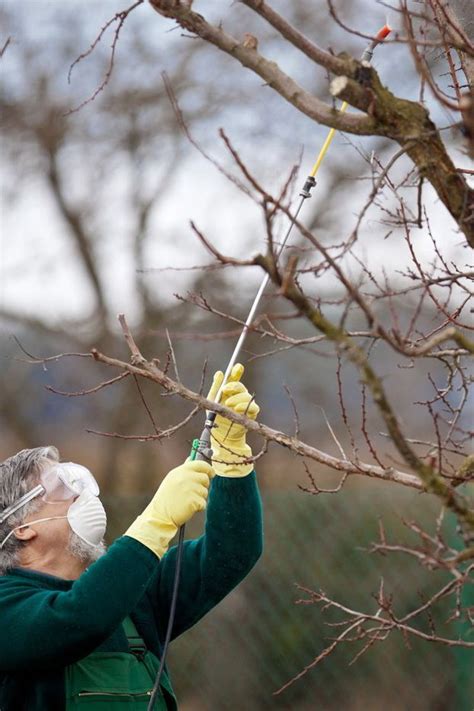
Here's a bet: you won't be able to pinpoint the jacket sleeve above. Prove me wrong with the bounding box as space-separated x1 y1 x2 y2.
0 536 158 671
146 471 263 641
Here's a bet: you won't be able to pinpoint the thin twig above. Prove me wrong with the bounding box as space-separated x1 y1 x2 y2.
65 0 144 115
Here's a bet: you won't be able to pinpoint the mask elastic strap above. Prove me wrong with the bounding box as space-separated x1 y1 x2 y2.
0 516 67 550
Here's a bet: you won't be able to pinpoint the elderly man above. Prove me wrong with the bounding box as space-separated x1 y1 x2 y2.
0 365 263 710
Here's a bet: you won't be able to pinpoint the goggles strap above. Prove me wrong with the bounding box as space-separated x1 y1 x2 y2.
0 485 45 525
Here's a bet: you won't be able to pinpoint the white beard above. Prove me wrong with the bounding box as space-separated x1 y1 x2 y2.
67 531 106 566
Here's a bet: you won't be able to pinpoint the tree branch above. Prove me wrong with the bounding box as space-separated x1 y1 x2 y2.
240 0 350 76
148 0 474 247
46 150 108 322
148 0 375 135
90 344 422 490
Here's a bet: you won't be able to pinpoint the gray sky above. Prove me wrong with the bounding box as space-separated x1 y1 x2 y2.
0 1 471 330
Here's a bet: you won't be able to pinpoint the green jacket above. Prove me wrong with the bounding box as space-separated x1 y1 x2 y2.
0 472 263 710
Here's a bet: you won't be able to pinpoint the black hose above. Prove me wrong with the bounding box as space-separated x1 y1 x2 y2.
147 414 215 710
147 524 185 710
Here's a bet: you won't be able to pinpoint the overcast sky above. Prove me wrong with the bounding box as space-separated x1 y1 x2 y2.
1 1 471 331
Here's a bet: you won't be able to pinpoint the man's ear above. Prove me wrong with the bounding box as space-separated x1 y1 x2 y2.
14 525 37 542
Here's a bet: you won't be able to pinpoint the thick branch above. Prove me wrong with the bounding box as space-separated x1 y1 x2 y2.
240 0 350 76
263 262 474 533
330 67 474 247
149 0 474 247
148 0 375 135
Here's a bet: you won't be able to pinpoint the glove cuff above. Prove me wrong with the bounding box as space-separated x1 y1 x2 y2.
125 514 177 559
211 440 253 478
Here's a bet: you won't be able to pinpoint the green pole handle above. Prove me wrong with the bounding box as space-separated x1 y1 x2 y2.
190 438 200 461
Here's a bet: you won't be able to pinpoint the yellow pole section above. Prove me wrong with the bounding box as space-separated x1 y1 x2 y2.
309 101 349 178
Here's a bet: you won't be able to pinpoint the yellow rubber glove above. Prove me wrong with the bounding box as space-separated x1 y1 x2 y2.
207 363 260 478
125 460 215 558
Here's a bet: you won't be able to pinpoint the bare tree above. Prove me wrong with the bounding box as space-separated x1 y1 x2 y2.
0 3 260 490
2 0 473 698
64 0 473 687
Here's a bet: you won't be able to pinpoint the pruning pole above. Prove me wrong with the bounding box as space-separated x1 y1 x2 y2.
200 22 392 441
148 23 392 710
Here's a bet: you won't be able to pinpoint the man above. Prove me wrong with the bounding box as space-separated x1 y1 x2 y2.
0 365 263 710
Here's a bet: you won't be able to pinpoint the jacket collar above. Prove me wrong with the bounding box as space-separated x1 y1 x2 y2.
7 566 73 590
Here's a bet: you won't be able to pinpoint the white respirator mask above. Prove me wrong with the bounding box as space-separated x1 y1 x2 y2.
0 462 107 549
66 488 107 546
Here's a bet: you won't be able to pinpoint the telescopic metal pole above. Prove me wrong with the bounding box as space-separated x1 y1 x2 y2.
197 23 392 449
148 24 391 709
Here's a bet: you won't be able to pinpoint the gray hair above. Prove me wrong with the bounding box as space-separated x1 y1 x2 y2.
0 446 59 575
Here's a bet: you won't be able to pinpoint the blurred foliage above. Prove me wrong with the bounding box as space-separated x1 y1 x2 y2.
103 484 468 710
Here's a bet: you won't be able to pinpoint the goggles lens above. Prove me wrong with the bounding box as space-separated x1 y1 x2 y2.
0 462 99 525
41 463 100 503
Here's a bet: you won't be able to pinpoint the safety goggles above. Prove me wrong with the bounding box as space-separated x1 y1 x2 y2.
0 463 99 525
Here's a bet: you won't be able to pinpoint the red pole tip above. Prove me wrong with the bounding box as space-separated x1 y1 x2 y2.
376 24 392 41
